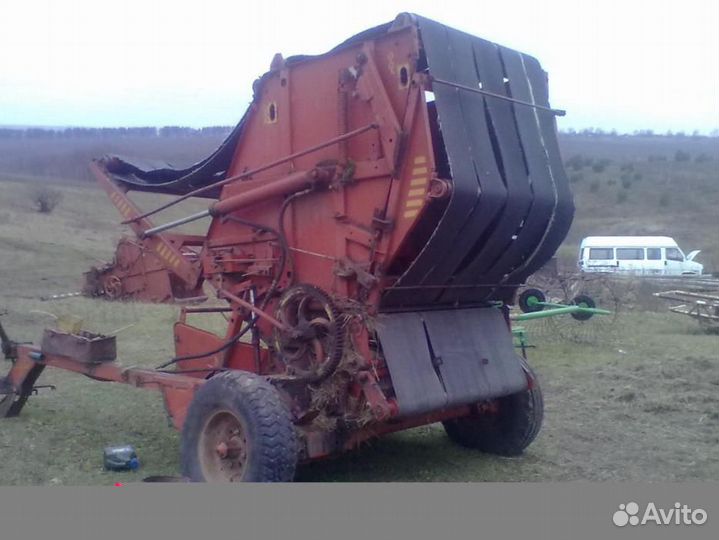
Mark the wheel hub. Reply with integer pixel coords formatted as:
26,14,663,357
199,410,249,482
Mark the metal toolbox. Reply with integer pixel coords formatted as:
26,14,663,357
41,329,116,363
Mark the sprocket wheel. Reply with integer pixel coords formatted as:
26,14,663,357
103,275,123,299
273,284,343,382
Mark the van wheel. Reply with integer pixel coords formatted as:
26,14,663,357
181,371,298,482
442,363,543,456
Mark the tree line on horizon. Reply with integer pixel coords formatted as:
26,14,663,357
0,126,232,139
0,125,717,140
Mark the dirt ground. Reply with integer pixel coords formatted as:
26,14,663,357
1,177,718,484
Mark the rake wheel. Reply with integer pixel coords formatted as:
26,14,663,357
521,273,624,343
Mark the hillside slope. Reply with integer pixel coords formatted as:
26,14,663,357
557,134,719,272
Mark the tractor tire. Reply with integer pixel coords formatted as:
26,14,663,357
442,363,543,456
180,371,298,482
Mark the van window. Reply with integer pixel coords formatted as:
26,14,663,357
616,248,644,260
589,248,613,259
666,248,683,261
647,248,661,260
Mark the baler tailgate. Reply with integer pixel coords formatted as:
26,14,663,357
384,16,573,307
376,308,527,417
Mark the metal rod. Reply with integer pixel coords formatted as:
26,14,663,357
511,306,612,321
123,123,378,224
142,209,211,237
430,77,566,116
218,289,288,331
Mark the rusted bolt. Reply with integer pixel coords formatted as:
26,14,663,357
216,442,229,458
427,178,452,199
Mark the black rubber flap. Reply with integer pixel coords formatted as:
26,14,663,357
102,108,250,198
375,307,527,417
383,15,574,308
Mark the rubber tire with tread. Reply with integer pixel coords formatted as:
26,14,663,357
181,371,298,482
570,294,596,321
518,288,546,313
442,362,543,456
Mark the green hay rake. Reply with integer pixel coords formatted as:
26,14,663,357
511,287,614,347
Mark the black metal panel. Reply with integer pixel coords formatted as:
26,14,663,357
421,308,527,407
382,16,573,309
493,46,559,286
375,312,447,417
521,57,575,269
439,37,535,303
382,19,482,306
416,28,508,303
376,307,527,417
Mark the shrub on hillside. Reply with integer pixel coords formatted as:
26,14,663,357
658,192,671,207
695,153,712,163
569,173,584,183
674,150,691,162
616,191,628,204
565,154,585,171
589,180,600,193
31,186,63,213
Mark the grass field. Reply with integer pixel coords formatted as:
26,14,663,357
1,177,718,484
0,133,718,484
557,133,719,271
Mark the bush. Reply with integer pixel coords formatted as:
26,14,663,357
589,180,600,193
565,154,585,171
633,172,642,181
695,153,712,163
31,186,63,213
621,178,632,189
569,172,584,183
648,154,667,162
658,192,671,207
620,162,634,172
616,191,628,204
674,150,691,162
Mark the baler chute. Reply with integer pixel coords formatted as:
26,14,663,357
2,13,573,482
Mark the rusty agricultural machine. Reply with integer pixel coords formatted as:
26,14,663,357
1,14,574,481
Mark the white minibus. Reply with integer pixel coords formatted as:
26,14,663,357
578,236,702,276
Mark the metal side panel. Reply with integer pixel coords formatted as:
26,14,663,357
376,308,527,417
523,57,575,265
418,26,508,303
375,312,447,417
498,47,560,284
382,19,481,307
384,17,572,309
460,37,534,278
421,308,528,407
439,37,536,303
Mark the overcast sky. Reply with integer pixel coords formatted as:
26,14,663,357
1,0,717,133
